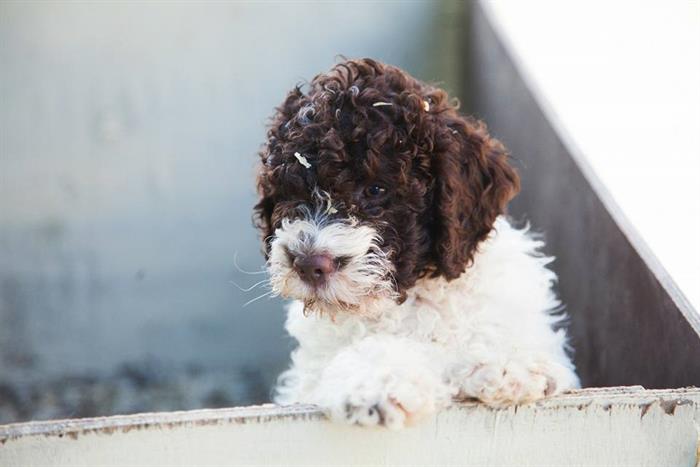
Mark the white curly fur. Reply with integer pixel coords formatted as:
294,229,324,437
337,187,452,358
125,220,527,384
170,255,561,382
269,216,580,429
268,211,397,316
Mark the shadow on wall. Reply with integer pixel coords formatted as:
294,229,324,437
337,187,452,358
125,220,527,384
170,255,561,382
0,1,466,423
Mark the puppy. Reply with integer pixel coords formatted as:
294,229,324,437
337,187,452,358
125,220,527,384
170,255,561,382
254,58,579,429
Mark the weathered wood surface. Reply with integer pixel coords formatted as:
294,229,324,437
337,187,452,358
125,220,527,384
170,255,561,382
1,387,699,466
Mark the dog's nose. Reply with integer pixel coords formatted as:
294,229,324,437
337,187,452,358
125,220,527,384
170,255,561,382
293,254,335,286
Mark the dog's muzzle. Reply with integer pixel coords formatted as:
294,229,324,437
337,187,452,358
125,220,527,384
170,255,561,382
266,214,397,313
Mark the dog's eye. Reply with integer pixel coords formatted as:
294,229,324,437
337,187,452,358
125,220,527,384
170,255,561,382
365,185,386,198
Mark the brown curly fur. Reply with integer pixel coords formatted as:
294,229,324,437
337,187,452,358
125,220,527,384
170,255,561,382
254,58,520,298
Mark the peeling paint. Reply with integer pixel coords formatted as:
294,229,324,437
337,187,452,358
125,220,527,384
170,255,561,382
4,388,695,444
639,402,653,418
695,422,700,467
659,398,693,415
0,404,324,445
0,388,698,466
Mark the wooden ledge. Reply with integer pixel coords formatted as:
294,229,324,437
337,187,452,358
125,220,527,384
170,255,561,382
1,387,698,466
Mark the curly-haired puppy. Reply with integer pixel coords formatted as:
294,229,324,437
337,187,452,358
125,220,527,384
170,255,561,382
254,58,579,429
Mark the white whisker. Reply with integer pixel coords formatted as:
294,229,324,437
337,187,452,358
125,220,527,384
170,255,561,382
233,251,267,275
242,290,275,308
230,278,271,293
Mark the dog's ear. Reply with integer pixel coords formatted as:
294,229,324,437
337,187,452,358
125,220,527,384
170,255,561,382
431,118,520,279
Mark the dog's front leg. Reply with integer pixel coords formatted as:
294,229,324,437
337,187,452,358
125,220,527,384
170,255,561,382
311,335,452,430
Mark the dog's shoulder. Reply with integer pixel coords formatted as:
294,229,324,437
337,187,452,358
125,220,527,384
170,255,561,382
469,216,558,290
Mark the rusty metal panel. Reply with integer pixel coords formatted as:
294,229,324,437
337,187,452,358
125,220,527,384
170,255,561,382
466,2,700,388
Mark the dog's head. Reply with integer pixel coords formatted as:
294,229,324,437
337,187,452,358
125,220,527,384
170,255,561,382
254,58,519,315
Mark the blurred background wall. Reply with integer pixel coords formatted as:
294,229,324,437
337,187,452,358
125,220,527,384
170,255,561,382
0,1,464,423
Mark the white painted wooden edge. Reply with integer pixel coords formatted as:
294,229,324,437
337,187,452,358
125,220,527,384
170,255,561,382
0,385,672,439
1,386,699,467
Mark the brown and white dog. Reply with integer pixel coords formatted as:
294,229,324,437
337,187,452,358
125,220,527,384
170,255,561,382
254,58,579,429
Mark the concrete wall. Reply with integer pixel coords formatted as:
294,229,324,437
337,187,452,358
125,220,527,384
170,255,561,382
0,1,461,423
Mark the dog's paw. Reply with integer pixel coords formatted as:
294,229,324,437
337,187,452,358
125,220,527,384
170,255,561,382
340,395,408,430
311,336,451,429
460,359,577,408
327,375,438,430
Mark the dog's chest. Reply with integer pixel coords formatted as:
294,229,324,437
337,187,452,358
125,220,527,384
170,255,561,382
351,277,477,344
